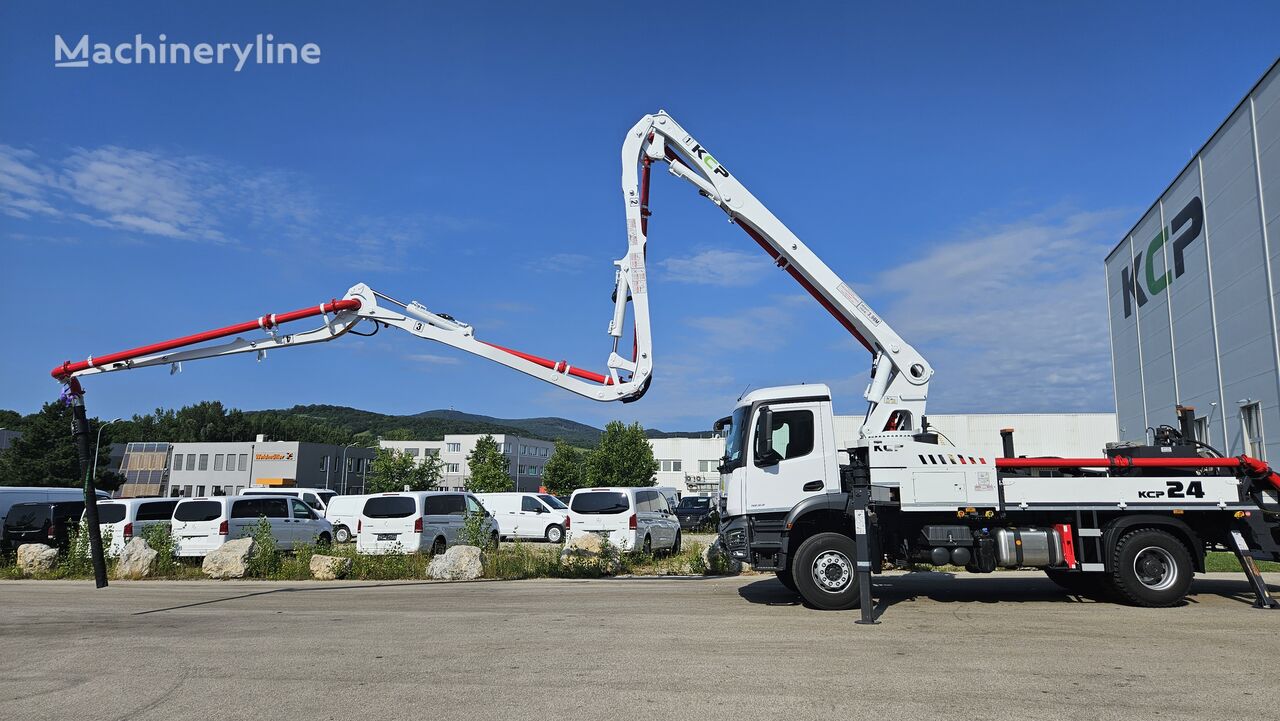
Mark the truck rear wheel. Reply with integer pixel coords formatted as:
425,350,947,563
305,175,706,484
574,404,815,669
792,532,861,611
1108,528,1193,607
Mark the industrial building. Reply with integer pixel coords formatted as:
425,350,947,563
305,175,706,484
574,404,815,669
650,412,1118,494
1106,59,1279,459
115,437,376,497
380,434,555,492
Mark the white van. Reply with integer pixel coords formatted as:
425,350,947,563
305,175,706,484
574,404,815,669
171,495,333,557
653,486,682,513
0,487,108,529
239,487,337,512
565,487,682,554
474,492,569,543
323,494,370,543
356,492,497,555
92,497,179,555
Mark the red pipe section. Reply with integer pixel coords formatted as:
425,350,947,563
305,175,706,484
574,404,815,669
996,455,1280,491
52,298,362,381
479,341,613,385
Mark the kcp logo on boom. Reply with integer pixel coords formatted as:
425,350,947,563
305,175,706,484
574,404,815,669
1118,196,1204,318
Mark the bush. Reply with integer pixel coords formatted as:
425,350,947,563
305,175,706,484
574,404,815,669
59,523,110,578
140,523,182,576
458,511,492,548
245,516,282,578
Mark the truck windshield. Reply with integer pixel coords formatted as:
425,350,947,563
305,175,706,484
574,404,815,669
723,405,750,468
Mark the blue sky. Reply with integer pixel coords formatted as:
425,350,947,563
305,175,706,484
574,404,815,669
2,2,1278,430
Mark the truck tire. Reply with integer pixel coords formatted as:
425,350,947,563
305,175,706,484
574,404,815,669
1044,569,1111,599
775,568,798,593
792,532,861,611
1108,528,1194,607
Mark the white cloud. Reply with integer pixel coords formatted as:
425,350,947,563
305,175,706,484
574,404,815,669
406,353,461,365
532,252,596,274
866,207,1129,413
660,248,771,286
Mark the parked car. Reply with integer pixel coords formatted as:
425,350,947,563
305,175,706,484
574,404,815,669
1,500,86,552
90,497,179,555
171,495,333,557
356,491,497,555
474,492,569,543
238,487,337,512
672,495,719,531
322,494,371,543
0,487,107,530
565,487,681,554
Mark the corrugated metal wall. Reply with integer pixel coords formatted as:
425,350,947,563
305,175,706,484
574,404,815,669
1107,59,1280,459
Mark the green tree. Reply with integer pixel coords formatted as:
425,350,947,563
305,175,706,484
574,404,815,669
586,421,658,487
0,402,111,487
367,448,442,493
542,440,588,496
465,435,512,493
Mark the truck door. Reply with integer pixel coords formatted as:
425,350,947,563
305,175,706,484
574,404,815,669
745,401,828,513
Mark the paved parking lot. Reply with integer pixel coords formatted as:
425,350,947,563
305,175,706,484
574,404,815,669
1,572,1277,721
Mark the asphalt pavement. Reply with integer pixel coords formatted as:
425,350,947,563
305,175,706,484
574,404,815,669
1,572,1277,721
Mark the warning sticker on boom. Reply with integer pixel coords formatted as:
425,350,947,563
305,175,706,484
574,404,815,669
630,253,647,294
837,282,881,325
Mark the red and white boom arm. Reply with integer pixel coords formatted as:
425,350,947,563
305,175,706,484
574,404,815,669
52,111,929,436
615,111,932,437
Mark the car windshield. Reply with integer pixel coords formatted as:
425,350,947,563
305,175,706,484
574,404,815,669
570,492,629,515
537,494,567,510
723,405,749,467
677,498,711,510
96,503,128,524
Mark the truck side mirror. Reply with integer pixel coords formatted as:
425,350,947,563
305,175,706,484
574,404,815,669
754,407,780,467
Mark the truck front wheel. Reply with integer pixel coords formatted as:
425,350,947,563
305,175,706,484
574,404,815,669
1108,528,1194,607
792,532,861,610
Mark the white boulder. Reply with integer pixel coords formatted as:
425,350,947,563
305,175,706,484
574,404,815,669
202,537,255,579
113,537,159,579
309,554,352,580
16,544,58,575
426,545,483,581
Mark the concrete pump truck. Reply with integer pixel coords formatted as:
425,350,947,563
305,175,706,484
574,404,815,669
54,112,1280,614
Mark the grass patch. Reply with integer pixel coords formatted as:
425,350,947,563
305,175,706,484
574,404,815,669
1205,551,1280,573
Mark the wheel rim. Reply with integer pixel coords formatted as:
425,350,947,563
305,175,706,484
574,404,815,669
811,549,853,594
548,527,563,543
1133,546,1178,591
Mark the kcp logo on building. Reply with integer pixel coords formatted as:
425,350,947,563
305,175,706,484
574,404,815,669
54,33,321,72
1118,196,1204,318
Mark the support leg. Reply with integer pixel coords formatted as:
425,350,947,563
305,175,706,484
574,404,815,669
1229,530,1277,609
851,486,878,625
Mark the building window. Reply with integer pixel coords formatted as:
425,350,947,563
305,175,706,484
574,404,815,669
1242,402,1265,460
320,455,328,471
447,443,461,453
445,463,460,473
698,460,719,473
173,453,183,471
426,448,439,457
213,454,224,471
185,455,196,471
238,453,248,471
659,459,682,472
198,454,209,471
405,448,419,457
